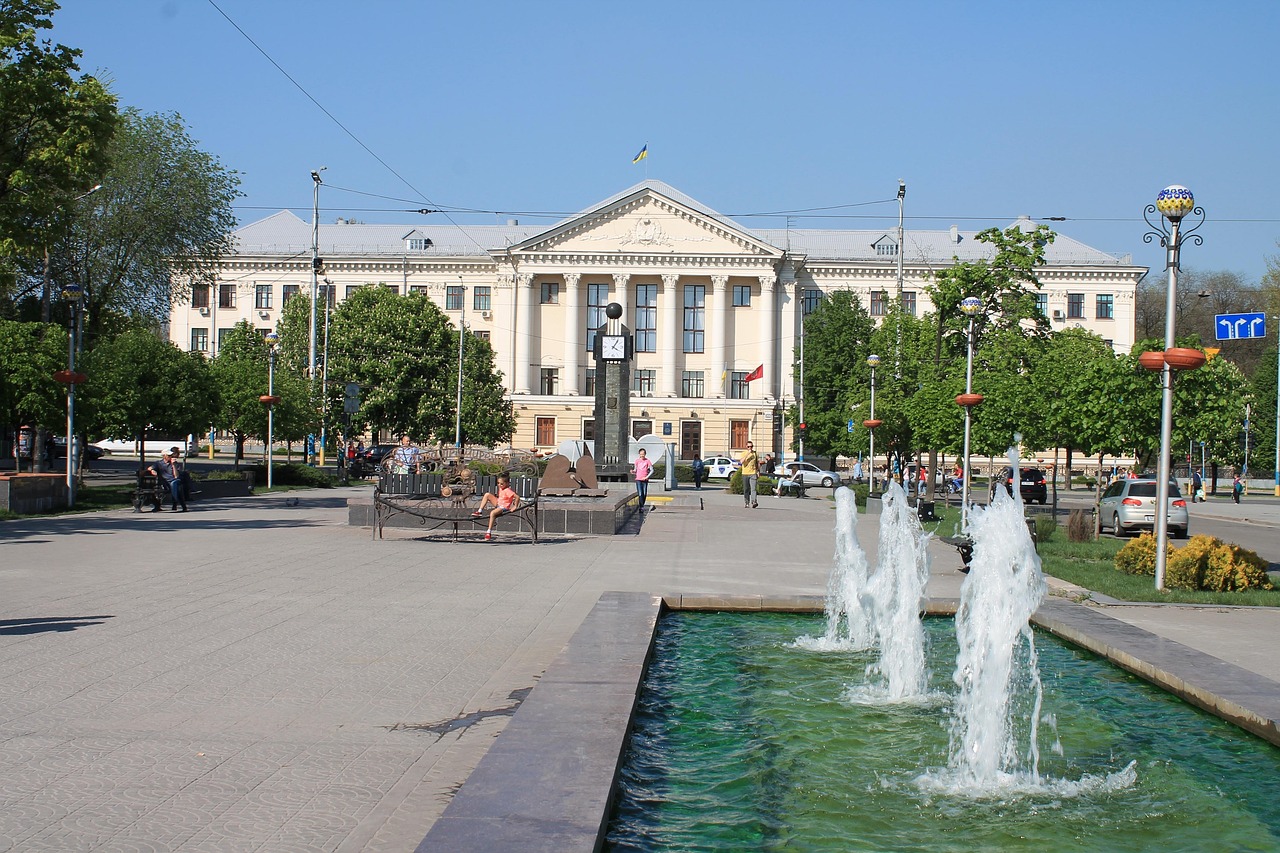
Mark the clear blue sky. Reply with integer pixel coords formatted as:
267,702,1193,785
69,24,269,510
50,0,1280,284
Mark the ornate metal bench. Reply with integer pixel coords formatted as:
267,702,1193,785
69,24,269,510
372,452,540,543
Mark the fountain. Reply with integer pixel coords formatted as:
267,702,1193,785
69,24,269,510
793,487,872,651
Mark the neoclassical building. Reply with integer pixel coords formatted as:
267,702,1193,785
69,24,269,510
169,180,1146,460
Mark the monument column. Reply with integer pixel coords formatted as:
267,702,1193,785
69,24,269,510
660,273,680,397
563,273,582,394
710,274,728,399
612,272,630,323
514,273,534,394
758,274,777,400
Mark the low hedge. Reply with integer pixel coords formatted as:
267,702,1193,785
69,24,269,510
1116,532,1272,591
247,462,336,489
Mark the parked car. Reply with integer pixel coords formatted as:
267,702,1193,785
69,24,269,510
1000,466,1048,504
351,443,399,475
51,437,105,461
702,455,740,479
1098,478,1189,539
780,461,843,488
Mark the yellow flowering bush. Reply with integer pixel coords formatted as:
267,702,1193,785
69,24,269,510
1148,534,1272,592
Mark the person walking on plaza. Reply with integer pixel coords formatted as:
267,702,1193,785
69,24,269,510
739,442,760,508
691,453,705,490
391,434,422,474
472,473,520,541
148,450,187,512
1233,473,1243,504
632,448,653,509
1192,468,1204,502
852,459,864,484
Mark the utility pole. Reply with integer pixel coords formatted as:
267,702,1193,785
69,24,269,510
895,180,905,378
308,167,325,463
455,278,466,448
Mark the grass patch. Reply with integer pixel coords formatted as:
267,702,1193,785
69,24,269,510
1038,535,1280,606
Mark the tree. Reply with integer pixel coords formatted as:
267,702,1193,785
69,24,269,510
0,0,117,283
37,109,239,347
1028,327,1116,485
279,285,516,447
78,328,215,461
0,317,65,468
793,290,875,458
207,321,308,463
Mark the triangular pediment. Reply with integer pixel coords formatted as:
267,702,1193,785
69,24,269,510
507,181,783,258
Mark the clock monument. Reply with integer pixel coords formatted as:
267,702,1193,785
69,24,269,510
592,302,632,482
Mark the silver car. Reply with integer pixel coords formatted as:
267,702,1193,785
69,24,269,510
1098,478,1189,539
780,461,843,488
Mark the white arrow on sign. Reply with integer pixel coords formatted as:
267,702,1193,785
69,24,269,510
1235,318,1249,337
1218,318,1234,338
1251,317,1266,336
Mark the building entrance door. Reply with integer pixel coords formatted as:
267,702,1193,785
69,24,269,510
680,421,701,460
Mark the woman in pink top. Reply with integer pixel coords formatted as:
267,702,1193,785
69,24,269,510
632,448,653,510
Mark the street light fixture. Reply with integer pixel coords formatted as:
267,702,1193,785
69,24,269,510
56,283,87,506
957,296,985,533
1142,185,1206,591
260,332,281,490
863,354,882,494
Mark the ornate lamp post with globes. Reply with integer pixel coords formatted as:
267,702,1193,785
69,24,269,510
1142,186,1206,591
863,354,881,494
260,332,281,490
956,296,985,533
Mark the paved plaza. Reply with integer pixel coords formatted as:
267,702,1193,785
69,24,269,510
2,484,1279,851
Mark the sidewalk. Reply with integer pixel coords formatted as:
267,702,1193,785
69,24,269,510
1,484,1277,851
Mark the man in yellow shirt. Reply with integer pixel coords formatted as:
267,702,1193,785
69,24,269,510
739,442,760,509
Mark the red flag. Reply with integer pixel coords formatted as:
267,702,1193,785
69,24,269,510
744,364,764,382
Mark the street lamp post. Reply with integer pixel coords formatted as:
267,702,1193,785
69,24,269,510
308,167,325,464
1143,185,1205,591
59,284,86,506
261,332,280,490
957,296,985,533
863,354,881,494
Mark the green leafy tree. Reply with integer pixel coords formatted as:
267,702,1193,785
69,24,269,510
0,317,66,468
1029,327,1117,488
78,328,215,461
207,321,309,463
0,0,117,288
794,290,875,457
41,109,239,347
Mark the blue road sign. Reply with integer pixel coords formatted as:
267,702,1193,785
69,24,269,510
1216,312,1266,340
848,419,855,433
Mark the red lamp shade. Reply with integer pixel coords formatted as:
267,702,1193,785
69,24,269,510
1138,351,1165,371
1163,347,1206,371
53,370,87,384
863,419,882,429
955,393,985,408
259,394,281,405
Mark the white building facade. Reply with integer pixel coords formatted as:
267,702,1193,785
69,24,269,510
169,181,1146,460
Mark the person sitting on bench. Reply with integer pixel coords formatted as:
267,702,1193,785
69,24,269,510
472,474,520,541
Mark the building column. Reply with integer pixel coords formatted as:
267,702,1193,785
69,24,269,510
758,274,777,400
710,274,729,398
612,272,630,325
661,273,680,397
563,273,581,395
514,273,534,394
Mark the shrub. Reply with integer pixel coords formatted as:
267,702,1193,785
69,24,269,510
1203,539,1272,592
249,462,334,488
1165,535,1213,590
729,470,742,494
1066,508,1092,542
1114,533,1170,576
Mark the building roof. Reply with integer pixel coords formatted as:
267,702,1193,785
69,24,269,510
231,188,1135,269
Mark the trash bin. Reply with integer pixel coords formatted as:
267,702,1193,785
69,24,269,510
917,500,938,522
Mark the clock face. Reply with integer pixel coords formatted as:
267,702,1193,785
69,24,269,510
601,335,626,360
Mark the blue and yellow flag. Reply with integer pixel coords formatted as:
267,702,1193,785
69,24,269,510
632,144,648,164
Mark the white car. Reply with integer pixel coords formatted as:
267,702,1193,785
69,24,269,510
780,461,843,488
702,455,740,479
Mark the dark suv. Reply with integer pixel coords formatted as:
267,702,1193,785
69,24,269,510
1001,467,1048,504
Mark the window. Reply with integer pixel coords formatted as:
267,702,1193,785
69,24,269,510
254,284,272,310
192,285,210,309
283,284,300,303
632,420,653,440
633,369,656,397
733,284,751,307
586,283,608,350
218,283,235,309
1067,293,1085,319
320,284,335,309
1035,293,1048,316
346,285,362,301
682,370,704,398
870,291,888,316
474,330,490,342
585,368,595,397
535,417,556,446
409,285,428,296
874,237,898,257
217,327,234,350
190,328,208,352
635,284,657,352
408,237,432,250
729,371,750,400
541,281,560,304
683,285,705,353
473,286,491,311
582,418,595,441
446,285,464,310
902,291,917,317
1096,294,1114,320
730,419,750,450
539,368,559,395
802,288,823,316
